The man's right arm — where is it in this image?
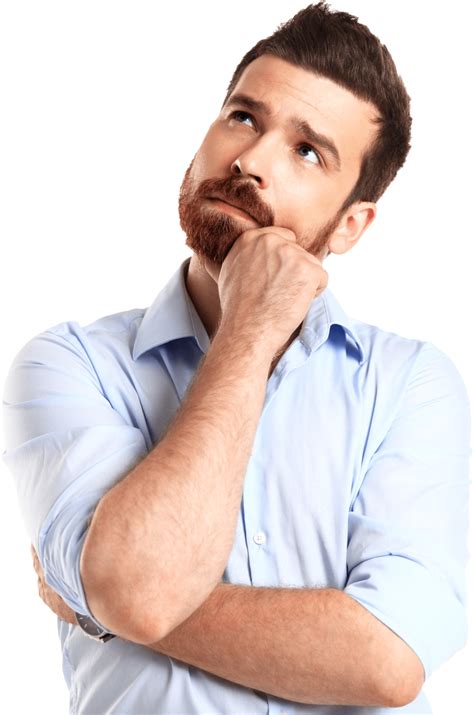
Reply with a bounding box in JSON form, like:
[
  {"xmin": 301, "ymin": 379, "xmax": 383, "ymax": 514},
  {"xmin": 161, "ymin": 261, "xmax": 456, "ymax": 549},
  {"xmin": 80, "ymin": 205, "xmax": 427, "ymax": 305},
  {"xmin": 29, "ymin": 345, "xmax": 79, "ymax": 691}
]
[
  {"xmin": 81, "ymin": 227, "xmax": 327, "ymax": 645},
  {"xmin": 80, "ymin": 324, "xmax": 273, "ymax": 644}
]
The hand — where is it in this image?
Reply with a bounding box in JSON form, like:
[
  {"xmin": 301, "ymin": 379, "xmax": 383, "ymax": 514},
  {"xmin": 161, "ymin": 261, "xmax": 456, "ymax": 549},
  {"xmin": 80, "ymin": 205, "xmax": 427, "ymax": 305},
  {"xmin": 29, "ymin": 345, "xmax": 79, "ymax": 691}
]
[
  {"xmin": 204, "ymin": 226, "xmax": 328, "ymax": 355},
  {"xmin": 31, "ymin": 545, "xmax": 77, "ymax": 625}
]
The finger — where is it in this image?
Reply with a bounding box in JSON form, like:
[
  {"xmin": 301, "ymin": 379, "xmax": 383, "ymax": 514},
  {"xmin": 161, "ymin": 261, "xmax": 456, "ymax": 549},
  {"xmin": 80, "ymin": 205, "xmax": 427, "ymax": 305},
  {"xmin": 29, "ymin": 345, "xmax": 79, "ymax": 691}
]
[
  {"xmin": 314, "ymin": 267, "xmax": 329, "ymax": 297},
  {"xmin": 251, "ymin": 225, "xmax": 297, "ymax": 242},
  {"xmin": 263, "ymin": 226, "xmax": 297, "ymax": 242},
  {"xmin": 232, "ymin": 225, "xmax": 297, "ymax": 245},
  {"xmin": 305, "ymin": 251, "xmax": 324, "ymax": 268},
  {"xmin": 32, "ymin": 551, "xmax": 43, "ymax": 579},
  {"xmin": 32, "ymin": 548, "xmax": 39, "ymax": 574}
]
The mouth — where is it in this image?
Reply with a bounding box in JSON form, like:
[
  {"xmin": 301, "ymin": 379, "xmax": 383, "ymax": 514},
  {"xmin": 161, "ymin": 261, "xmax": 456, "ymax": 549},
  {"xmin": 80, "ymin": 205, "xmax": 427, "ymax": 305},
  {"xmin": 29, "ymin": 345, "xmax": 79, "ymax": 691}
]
[{"xmin": 205, "ymin": 195, "xmax": 259, "ymax": 225}]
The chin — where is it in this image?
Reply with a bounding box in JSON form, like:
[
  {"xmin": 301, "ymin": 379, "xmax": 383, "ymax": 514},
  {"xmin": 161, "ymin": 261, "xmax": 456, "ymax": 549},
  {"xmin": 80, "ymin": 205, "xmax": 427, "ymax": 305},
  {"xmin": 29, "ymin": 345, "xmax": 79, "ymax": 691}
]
[{"xmin": 183, "ymin": 215, "xmax": 242, "ymax": 265}]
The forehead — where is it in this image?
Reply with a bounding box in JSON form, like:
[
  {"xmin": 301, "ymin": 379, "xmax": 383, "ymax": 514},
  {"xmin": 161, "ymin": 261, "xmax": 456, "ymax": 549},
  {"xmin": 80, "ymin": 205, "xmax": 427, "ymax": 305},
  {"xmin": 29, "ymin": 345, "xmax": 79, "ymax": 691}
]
[{"xmin": 227, "ymin": 55, "xmax": 380, "ymax": 171}]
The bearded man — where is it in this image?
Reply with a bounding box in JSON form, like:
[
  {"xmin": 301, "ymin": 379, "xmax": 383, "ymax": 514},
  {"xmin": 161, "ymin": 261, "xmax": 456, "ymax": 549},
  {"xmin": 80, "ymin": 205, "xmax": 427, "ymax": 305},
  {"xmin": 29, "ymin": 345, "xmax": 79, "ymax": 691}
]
[{"xmin": 3, "ymin": 3, "xmax": 470, "ymax": 714}]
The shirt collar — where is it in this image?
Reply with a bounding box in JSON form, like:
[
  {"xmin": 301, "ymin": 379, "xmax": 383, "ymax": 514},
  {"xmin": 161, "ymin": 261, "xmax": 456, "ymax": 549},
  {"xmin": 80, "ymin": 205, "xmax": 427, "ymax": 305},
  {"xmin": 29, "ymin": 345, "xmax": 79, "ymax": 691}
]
[
  {"xmin": 299, "ymin": 281, "xmax": 366, "ymax": 364},
  {"xmin": 132, "ymin": 257, "xmax": 210, "ymax": 360},
  {"xmin": 133, "ymin": 256, "xmax": 365, "ymax": 364}
]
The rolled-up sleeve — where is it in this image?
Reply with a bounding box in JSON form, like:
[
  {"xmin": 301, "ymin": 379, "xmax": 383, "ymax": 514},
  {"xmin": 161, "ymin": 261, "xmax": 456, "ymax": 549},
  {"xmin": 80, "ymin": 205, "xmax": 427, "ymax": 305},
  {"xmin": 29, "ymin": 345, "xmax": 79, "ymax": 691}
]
[
  {"xmin": 345, "ymin": 341, "xmax": 471, "ymax": 679},
  {"xmin": 2, "ymin": 327, "xmax": 148, "ymax": 625}
]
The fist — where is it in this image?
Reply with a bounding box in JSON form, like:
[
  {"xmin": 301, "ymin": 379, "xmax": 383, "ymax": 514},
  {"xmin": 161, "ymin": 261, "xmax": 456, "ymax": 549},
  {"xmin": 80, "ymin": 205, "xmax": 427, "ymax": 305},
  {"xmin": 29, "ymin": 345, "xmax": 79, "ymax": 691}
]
[{"xmin": 205, "ymin": 226, "xmax": 328, "ymax": 354}]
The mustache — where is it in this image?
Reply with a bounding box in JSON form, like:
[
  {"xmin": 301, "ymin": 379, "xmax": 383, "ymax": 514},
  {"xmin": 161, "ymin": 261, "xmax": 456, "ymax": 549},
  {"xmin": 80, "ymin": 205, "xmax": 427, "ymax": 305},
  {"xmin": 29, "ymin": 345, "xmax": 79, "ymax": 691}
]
[{"xmin": 196, "ymin": 176, "xmax": 274, "ymax": 227}]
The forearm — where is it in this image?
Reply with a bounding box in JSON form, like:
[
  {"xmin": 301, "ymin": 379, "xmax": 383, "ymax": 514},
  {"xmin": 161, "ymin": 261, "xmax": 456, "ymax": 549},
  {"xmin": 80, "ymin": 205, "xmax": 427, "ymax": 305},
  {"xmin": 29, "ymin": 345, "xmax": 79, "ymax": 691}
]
[
  {"xmin": 33, "ymin": 545, "xmax": 423, "ymax": 706},
  {"xmin": 81, "ymin": 326, "xmax": 273, "ymax": 643},
  {"xmin": 149, "ymin": 583, "xmax": 417, "ymax": 708}
]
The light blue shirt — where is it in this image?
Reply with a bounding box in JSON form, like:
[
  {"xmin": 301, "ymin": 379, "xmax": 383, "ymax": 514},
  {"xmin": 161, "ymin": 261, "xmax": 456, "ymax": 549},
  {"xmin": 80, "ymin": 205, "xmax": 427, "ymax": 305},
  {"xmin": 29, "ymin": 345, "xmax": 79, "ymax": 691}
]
[{"xmin": 2, "ymin": 256, "xmax": 471, "ymax": 714}]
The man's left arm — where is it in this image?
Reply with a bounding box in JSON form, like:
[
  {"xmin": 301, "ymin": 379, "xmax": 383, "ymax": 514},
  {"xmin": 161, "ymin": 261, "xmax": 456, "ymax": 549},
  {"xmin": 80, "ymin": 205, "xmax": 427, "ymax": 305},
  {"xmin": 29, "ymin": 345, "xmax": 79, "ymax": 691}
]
[
  {"xmin": 152, "ymin": 342, "xmax": 469, "ymax": 711},
  {"xmin": 33, "ymin": 549, "xmax": 422, "ymax": 708},
  {"xmin": 148, "ymin": 580, "xmax": 423, "ymax": 708}
]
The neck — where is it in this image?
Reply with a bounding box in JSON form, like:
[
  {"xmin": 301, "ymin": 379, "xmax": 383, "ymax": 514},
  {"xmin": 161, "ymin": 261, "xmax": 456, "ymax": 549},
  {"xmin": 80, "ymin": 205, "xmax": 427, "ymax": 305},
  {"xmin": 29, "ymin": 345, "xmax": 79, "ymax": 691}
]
[{"xmin": 185, "ymin": 254, "xmax": 222, "ymax": 341}]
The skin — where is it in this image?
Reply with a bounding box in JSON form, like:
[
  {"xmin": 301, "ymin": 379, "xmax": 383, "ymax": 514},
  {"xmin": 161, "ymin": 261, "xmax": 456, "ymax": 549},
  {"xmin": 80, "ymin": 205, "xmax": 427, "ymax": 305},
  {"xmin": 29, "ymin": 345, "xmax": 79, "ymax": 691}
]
[
  {"xmin": 180, "ymin": 54, "xmax": 378, "ymax": 341},
  {"xmin": 30, "ymin": 55, "xmax": 425, "ymax": 706}
]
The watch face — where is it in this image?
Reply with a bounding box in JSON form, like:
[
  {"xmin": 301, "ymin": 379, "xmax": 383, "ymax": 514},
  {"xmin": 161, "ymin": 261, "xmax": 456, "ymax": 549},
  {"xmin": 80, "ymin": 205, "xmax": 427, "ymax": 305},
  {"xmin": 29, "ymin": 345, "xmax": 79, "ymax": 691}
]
[{"xmin": 75, "ymin": 612, "xmax": 115, "ymax": 642}]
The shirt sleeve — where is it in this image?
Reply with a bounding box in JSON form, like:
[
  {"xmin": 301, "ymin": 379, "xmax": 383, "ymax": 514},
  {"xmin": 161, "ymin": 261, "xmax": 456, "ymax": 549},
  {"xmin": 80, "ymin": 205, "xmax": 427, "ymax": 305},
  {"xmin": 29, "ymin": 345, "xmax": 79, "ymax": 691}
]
[
  {"xmin": 344, "ymin": 341, "xmax": 471, "ymax": 680},
  {"xmin": 2, "ymin": 327, "xmax": 149, "ymax": 628}
]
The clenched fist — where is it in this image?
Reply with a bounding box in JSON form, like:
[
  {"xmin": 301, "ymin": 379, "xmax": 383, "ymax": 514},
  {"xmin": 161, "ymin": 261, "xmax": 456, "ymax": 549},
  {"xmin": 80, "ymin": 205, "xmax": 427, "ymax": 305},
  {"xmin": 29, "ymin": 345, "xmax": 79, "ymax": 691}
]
[{"xmin": 205, "ymin": 226, "xmax": 328, "ymax": 356}]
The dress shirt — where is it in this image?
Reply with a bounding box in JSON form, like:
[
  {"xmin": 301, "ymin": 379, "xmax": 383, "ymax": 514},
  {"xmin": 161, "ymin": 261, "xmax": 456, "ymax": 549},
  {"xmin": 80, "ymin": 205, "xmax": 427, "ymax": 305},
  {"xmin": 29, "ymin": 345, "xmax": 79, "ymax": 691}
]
[{"xmin": 2, "ymin": 255, "xmax": 471, "ymax": 715}]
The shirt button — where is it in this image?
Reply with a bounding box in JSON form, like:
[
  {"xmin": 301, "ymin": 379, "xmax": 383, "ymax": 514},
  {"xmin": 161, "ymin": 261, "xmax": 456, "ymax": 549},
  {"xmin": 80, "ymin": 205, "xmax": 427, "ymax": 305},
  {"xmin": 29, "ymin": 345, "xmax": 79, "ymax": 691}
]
[{"xmin": 253, "ymin": 531, "xmax": 266, "ymax": 545}]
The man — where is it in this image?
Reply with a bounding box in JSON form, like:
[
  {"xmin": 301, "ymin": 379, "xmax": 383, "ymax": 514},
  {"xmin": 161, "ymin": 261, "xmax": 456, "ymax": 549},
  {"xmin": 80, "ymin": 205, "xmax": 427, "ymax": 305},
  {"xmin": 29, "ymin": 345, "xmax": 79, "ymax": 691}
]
[{"xmin": 2, "ymin": 2, "xmax": 470, "ymax": 713}]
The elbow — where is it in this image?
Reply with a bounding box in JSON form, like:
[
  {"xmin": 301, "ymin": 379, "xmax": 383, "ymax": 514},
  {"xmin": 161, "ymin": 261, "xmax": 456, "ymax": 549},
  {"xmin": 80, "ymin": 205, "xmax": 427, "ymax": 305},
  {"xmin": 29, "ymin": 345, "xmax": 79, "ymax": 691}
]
[
  {"xmin": 81, "ymin": 568, "xmax": 171, "ymax": 645},
  {"xmin": 379, "ymin": 649, "xmax": 425, "ymax": 708},
  {"xmin": 80, "ymin": 536, "xmax": 171, "ymax": 645},
  {"xmin": 84, "ymin": 583, "xmax": 169, "ymax": 645},
  {"xmin": 383, "ymin": 680, "xmax": 423, "ymax": 709}
]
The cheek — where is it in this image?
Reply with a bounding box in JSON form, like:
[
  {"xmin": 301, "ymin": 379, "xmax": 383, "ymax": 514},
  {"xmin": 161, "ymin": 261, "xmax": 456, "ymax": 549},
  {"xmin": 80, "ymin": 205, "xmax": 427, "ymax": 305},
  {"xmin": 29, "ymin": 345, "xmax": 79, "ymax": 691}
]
[
  {"xmin": 190, "ymin": 146, "xmax": 211, "ymax": 182},
  {"xmin": 276, "ymin": 184, "xmax": 339, "ymax": 237},
  {"xmin": 276, "ymin": 187, "xmax": 315, "ymax": 229},
  {"xmin": 195, "ymin": 127, "xmax": 234, "ymax": 174},
  {"xmin": 286, "ymin": 179, "xmax": 342, "ymax": 218}
]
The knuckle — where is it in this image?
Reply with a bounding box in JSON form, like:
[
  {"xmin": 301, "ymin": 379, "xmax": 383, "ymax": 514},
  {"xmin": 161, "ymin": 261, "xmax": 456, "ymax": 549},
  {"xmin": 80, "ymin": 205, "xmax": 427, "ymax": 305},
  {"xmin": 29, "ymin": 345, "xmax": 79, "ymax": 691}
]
[
  {"xmin": 277, "ymin": 239, "xmax": 296, "ymax": 254},
  {"xmin": 258, "ymin": 230, "xmax": 276, "ymax": 243},
  {"xmin": 236, "ymin": 231, "xmax": 257, "ymax": 249}
]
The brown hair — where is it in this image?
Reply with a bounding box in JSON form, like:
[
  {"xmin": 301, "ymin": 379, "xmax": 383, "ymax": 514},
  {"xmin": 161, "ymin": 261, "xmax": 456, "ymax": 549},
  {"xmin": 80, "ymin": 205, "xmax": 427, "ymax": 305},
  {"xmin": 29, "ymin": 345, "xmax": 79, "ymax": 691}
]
[{"xmin": 222, "ymin": 1, "xmax": 412, "ymax": 213}]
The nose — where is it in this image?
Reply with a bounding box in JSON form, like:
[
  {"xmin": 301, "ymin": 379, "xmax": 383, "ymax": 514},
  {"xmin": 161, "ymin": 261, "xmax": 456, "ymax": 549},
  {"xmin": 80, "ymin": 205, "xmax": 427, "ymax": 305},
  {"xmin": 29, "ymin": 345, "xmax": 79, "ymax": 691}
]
[{"xmin": 230, "ymin": 141, "xmax": 271, "ymax": 189}]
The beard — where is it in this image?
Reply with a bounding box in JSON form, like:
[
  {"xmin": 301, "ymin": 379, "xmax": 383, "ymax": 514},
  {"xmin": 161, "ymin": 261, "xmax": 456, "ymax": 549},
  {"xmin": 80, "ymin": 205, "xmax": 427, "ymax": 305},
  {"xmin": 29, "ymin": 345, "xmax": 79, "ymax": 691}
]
[{"xmin": 178, "ymin": 157, "xmax": 343, "ymax": 267}]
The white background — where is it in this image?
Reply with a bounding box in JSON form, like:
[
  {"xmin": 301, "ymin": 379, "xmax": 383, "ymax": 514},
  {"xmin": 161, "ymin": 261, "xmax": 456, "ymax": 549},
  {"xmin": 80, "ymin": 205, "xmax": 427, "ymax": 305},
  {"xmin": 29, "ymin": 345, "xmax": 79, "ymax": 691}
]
[{"xmin": 0, "ymin": 1, "xmax": 473, "ymax": 713}]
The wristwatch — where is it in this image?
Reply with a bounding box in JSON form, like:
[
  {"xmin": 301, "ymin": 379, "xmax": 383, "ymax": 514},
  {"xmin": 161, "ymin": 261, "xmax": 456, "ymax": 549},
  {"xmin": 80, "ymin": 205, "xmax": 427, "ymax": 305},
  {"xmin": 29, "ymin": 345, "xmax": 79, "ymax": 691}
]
[{"xmin": 75, "ymin": 612, "xmax": 116, "ymax": 643}]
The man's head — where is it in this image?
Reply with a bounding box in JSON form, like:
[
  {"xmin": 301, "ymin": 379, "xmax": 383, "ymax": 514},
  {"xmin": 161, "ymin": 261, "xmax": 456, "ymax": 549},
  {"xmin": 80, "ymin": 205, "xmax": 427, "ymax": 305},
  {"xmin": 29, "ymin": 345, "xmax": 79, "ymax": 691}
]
[{"xmin": 179, "ymin": 1, "xmax": 411, "ymax": 267}]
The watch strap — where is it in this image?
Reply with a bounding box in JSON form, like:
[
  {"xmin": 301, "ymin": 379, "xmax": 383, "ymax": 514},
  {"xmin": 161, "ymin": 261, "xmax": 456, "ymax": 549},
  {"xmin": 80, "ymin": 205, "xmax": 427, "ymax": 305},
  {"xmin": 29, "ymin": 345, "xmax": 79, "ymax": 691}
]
[{"xmin": 75, "ymin": 611, "xmax": 116, "ymax": 643}]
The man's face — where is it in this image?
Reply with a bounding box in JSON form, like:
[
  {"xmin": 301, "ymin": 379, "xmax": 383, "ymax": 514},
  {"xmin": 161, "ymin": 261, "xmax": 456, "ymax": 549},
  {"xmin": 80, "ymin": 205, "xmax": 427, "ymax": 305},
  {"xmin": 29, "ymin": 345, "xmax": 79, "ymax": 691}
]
[{"xmin": 179, "ymin": 54, "xmax": 378, "ymax": 266}]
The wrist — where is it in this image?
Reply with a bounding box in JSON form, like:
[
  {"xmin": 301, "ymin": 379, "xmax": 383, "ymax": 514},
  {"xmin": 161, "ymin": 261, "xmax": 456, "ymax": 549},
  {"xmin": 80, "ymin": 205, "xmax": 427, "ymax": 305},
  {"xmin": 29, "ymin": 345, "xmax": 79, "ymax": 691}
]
[{"xmin": 213, "ymin": 320, "xmax": 276, "ymax": 366}]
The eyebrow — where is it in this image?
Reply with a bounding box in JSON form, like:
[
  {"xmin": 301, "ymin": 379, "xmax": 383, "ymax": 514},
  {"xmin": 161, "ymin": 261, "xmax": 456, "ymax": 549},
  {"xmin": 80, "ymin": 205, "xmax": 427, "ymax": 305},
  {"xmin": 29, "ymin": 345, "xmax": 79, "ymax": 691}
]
[{"xmin": 224, "ymin": 92, "xmax": 341, "ymax": 171}]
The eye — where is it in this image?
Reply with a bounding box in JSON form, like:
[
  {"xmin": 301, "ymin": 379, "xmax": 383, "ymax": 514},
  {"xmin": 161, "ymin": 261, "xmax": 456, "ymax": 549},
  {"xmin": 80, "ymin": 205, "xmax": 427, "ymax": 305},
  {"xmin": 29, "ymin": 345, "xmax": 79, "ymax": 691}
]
[
  {"xmin": 297, "ymin": 144, "xmax": 322, "ymax": 166},
  {"xmin": 229, "ymin": 110, "xmax": 255, "ymax": 127}
]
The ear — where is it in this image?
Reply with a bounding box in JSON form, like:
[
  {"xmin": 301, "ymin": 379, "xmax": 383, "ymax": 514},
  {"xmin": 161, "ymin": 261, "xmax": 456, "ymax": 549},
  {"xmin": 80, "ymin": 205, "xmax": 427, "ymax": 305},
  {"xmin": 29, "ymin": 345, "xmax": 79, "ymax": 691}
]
[{"xmin": 327, "ymin": 201, "xmax": 377, "ymax": 255}]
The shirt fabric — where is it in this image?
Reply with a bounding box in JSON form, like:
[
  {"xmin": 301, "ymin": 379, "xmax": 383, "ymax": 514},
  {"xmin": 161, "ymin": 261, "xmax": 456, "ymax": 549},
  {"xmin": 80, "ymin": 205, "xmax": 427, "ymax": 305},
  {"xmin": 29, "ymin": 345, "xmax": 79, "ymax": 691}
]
[{"xmin": 2, "ymin": 255, "xmax": 471, "ymax": 715}]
